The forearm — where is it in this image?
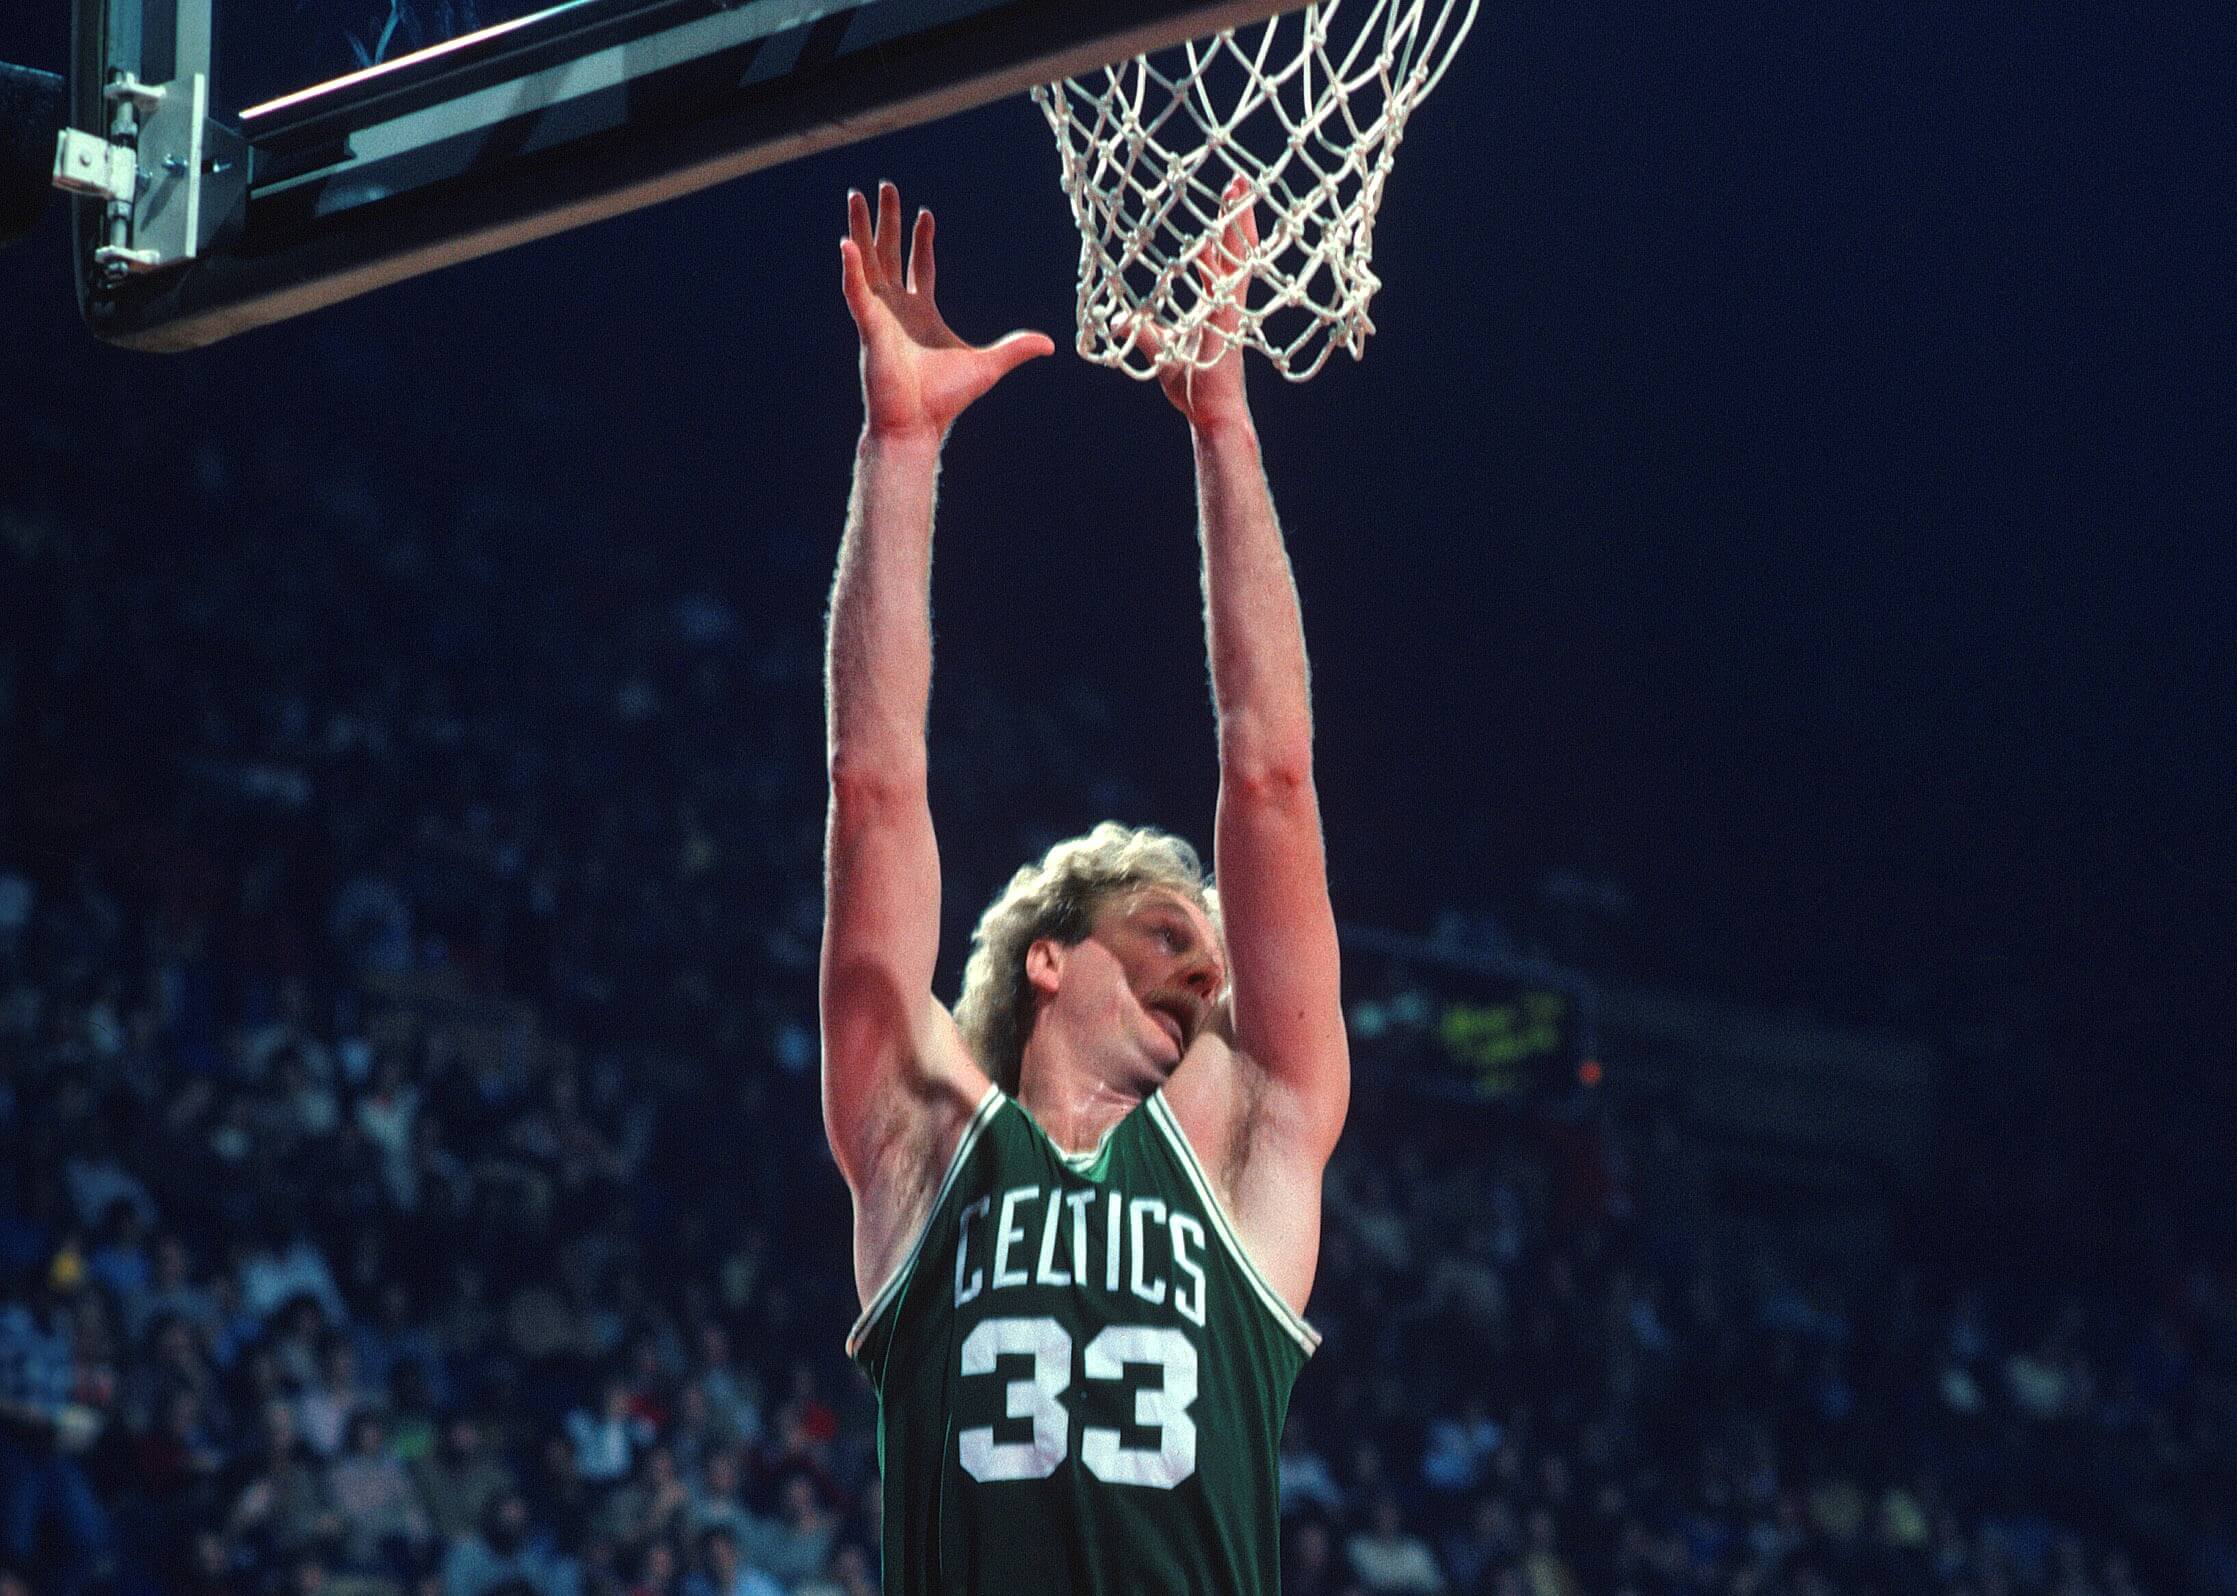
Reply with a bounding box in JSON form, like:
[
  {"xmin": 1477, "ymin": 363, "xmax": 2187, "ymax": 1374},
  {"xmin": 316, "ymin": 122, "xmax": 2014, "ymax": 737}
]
[
  {"xmin": 826, "ymin": 429, "xmax": 944, "ymax": 789},
  {"xmin": 1196, "ymin": 421, "xmax": 1313, "ymax": 784}
]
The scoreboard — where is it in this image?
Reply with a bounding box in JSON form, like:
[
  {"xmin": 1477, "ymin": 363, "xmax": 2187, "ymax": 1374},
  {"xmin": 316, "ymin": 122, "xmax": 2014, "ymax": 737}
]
[{"xmin": 1339, "ymin": 926, "xmax": 1593, "ymax": 1104}]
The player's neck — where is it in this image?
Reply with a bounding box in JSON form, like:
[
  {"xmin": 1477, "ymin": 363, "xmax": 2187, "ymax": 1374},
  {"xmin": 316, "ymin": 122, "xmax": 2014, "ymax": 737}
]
[{"xmin": 1015, "ymin": 1030, "xmax": 1152, "ymax": 1156}]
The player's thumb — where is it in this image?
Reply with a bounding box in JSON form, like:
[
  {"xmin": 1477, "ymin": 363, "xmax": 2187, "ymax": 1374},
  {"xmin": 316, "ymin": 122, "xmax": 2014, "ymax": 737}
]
[{"xmin": 984, "ymin": 330, "xmax": 1055, "ymax": 380}]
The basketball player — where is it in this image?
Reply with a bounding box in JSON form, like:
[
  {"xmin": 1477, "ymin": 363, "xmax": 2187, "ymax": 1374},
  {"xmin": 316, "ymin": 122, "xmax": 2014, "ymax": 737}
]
[{"xmin": 822, "ymin": 180, "xmax": 1347, "ymax": 1593}]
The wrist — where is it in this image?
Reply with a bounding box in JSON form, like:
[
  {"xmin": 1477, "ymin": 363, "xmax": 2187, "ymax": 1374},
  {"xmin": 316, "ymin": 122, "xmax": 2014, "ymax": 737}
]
[
  {"xmin": 860, "ymin": 422, "xmax": 945, "ymax": 459},
  {"xmin": 1190, "ymin": 412, "xmax": 1259, "ymax": 453}
]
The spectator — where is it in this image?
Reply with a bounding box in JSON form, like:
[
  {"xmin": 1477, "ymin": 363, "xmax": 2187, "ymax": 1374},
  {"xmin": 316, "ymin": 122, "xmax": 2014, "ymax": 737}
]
[
  {"xmin": 1280, "ymin": 1413, "xmax": 1347, "ymax": 1518},
  {"xmin": 0, "ymin": 436, "xmax": 2229, "ymax": 1596},
  {"xmin": 1285, "ymin": 1515, "xmax": 1346, "ymax": 1596},
  {"xmin": 626, "ymin": 1536, "xmax": 681, "ymax": 1596},
  {"xmin": 686, "ymin": 1446, "xmax": 753, "ymax": 1546},
  {"xmin": 61, "ymin": 1148, "xmax": 156, "ymax": 1235},
  {"xmin": 0, "ymin": 1174, "xmax": 65, "ymax": 1302},
  {"xmin": 442, "ymin": 1492, "xmax": 579, "ymax": 1596},
  {"xmin": 1421, "ymin": 1394, "xmax": 1503, "ymax": 1496},
  {"xmin": 627, "ymin": 1321, "xmax": 684, "ymax": 1388},
  {"xmin": 84, "ymin": 1198, "xmax": 154, "ymax": 1326},
  {"xmin": 430, "ymin": 1261, "xmax": 497, "ymax": 1375},
  {"xmin": 564, "ymin": 1377, "xmax": 642, "ymax": 1487},
  {"xmin": 327, "ymin": 1409, "xmax": 434, "ymax": 1572},
  {"xmin": 680, "ymin": 1525, "xmax": 781, "ymax": 1596},
  {"xmin": 691, "ymin": 1325, "xmax": 762, "ymax": 1452},
  {"xmin": 300, "ymin": 1335, "xmax": 378, "ymax": 1461},
  {"xmin": 357, "ymin": 1054, "xmax": 423, "ymax": 1210},
  {"xmin": 131, "ymin": 1385, "xmax": 227, "ymax": 1519},
  {"xmin": 1441, "ymin": 1496, "xmax": 1520, "ymax": 1596},
  {"xmin": 125, "ymin": 1310, "xmax": 224, "ymax": 1447},
  {"xmin": 0, "ymin": 868, "xmax": 31, "ymax": 971},
  {"xmin": 523, "ymin": 1433, "xmax": 595, "ymax": 1554},
  {"xmin": 1517, "ymin": 1507, "xmax": 1578, "ymax": 1596},
  {"xmin": 240, "ymin": 1223, "xmax": 348, "ymax": 1326},
  {"xmin": 1348, "ymin": 1493, "xmax": 1446, "ymax": 1594},
  {"xmin": 206, "ymin": 1268, "xmax": 266, "ymax": 1372},
  {"xmin": 268, "ymin": 1296, "xmax": 331, "ymax": 1392},
  {"xmin": 593, "ymin": 1441, "xmax": 691, "ymax": 1551},
  {"xmin": 417, "ymin": 1414, "xmax": 517, "ymax": 1543},
  {"xmin": 225, "ymin": 1399, "xmax": 339, "ymax": 1569},
  {"xmin": 353, "ymin": 1281, "xmax": 447, "ymax": 1424},
  {"xmin": 173, "ymin": 1526, "xmax": 243, "ymax": 1596},
  {"xmin": 331, "ymin": 853, "xmax": 415, "ymax": 978},
  {"xmin": 738, "ymin": 1468, "xmax": 838, "ymax": 1590},
  {"xmin": 795, "ymin": 1541, "xmax": 879, "ymax": 1596},
  {"xmin": 132, "ymin": 1233, "xmax": 221, "ymax": 1345},
  {"xmin": 240, "ymin": 978, "xmax": 337, "ymax": 1086},
  {"xmin": 665, "ymin": 1379, "xmax": 722, "ymax": 1479},
  {"xmin": 0, "ymin": 1270, "xmax": 111, "ymax": 1595}
]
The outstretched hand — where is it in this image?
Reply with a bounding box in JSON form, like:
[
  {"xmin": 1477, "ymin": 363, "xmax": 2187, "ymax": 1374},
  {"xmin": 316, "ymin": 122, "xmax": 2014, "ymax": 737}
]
[
  {"xmin": 1125, "ymin": 176, "xmax": 1259, "ymax": 436},
  {"xmin": 840, "ymin": 182, "xmax": 1053, "ymax": 444}
]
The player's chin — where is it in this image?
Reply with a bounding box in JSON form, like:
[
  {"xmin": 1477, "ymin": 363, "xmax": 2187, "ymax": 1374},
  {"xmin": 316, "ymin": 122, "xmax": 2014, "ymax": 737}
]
[{"xmin": 1131, "ymin": 1038, "xmax": 1183, "ymax": 1090}]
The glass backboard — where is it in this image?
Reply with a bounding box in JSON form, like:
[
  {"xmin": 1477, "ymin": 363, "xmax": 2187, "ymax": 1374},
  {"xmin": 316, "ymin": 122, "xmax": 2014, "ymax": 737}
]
[
  {"xmin": 217, "ymin": 0, "xmax": 566, "ymax": 120},
  {"xmin": 66, "ymin": 0, "xmax": 1303, "ymax": 350}
]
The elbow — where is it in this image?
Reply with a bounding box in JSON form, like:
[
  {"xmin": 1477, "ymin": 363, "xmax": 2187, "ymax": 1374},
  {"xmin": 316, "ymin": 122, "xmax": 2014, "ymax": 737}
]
[
  {"xmin": 825, "ymin": 746, "xmax": 927, "ymax": 812},
  {"xmin": 1218, "ymin": 745, "xmax": 1315, "ymax": 811},
  {"xmin": 1217, "ymin": 708, "xmax": 1313, "ymax": 799}
]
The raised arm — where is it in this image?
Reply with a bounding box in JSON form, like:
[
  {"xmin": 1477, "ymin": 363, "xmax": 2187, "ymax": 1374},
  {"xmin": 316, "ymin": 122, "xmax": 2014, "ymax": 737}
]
[
  {"xmin": 821, "ymin": 184, "xmax": 1048, "ymax": 1299},
  {"xmin": 1137, "ymin": 183, "xmax": 1350, "ymax": 1306}
]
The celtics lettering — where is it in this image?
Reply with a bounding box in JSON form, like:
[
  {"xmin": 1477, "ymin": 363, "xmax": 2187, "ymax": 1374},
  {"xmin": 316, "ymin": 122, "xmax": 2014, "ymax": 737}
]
[{"xmin": 953, "ymin": 1185, "xmax": 1208, "ymax": 1327}]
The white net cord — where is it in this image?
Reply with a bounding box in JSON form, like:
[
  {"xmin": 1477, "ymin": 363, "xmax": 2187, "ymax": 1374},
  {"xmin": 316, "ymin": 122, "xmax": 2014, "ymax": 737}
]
[{"xmin": 1034, "ymin": 0, "xmax": 1479, "ymax": 382}]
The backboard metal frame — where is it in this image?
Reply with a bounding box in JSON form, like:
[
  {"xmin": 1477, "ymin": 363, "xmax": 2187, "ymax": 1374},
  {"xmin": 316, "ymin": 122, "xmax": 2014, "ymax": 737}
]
[{"xmin": 69, "ymin": 0, "xmax": 1303, "ymax": 350}]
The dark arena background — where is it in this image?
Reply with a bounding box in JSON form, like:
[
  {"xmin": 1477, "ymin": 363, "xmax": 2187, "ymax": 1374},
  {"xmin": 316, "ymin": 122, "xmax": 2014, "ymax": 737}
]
[{"xmin": 2, "ymin": 3, "xmax": 2234, "ymax": 1594}]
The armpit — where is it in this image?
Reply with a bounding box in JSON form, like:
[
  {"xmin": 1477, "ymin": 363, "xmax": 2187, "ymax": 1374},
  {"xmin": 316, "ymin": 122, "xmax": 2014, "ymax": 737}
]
[{"xmin": 1219, "ymin": 1041, "xmax": 1273, "ymax": 1198}]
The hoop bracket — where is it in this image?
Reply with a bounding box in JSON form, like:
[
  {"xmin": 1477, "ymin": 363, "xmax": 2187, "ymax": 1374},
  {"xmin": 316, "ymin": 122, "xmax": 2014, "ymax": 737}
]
[{"xmin": 54, "ymin": 69, "xmax": 245, "ymax": 281}]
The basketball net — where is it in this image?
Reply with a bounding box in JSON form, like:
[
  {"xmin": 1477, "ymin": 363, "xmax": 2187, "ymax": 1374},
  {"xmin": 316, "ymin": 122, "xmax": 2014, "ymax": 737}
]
[{"xmin": 1034, "ymin": 0, "xmax": 1479, "ymax": 382}]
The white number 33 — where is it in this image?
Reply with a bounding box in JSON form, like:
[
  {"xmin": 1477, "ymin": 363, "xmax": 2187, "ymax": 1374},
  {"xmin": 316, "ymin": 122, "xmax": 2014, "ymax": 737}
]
[{"xmin": 957, "ymin": 1317, "xmax": 1199, "ymax": 1489}]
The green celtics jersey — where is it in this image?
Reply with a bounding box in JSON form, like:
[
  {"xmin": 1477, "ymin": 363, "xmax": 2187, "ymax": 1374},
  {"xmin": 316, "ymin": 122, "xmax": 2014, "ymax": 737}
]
[{"xmin": 848, "ymin": 1084, "xmax": 1318, "ymax": 1595}]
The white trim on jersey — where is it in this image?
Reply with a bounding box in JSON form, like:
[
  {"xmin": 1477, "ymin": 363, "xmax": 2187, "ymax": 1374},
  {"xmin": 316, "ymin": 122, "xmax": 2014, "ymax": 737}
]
[
  {"xmin": 1010, "ymin": 1099, "xmax": 1119, "ymax": 1175},
  {"xmin": 846, "ymin": 1082, "xmax": 1006, "ymax": 1361},
  {"xmin": 1144, "ymin": 1092, "xmax": 1321, "ymax": 1356}
]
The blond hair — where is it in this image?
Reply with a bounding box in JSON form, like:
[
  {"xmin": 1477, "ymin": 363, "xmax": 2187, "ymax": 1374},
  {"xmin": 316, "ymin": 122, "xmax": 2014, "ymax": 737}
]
[{"xmin": 954, "ymin": 822, "xmax": 1219, "ymax": 1095}]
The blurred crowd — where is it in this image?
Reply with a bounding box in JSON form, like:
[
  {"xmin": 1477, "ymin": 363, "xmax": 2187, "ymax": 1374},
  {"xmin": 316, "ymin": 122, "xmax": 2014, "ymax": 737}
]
[{"xmin": 4, "ymin": 427, "xmax": 2234, "ymax": 1596}]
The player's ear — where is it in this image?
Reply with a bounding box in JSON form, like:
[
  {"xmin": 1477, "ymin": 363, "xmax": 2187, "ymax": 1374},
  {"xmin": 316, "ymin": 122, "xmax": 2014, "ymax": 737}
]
[{"xmin": 1024, "ymin": 938, "xmax": 1066, "ymax": 998}]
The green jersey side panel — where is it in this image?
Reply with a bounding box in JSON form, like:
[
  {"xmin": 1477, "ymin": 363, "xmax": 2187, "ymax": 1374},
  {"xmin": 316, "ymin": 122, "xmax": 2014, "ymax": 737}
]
[{"xmin": 849, "ymin": 1086, "xmax": 1316, "ymax": 1596}]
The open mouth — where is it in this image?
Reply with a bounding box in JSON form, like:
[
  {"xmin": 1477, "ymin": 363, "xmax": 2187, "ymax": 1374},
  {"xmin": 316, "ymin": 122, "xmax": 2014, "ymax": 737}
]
[{"xmin": 1151, "ymin": 1001, "xmax": 1192, "ymax": 1050}]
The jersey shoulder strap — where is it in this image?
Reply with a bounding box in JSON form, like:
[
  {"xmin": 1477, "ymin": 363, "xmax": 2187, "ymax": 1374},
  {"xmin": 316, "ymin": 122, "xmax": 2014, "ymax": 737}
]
[{"xmin": 1141, "ymin": 1091, "xmax": 1320, "ymax": 1355}]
